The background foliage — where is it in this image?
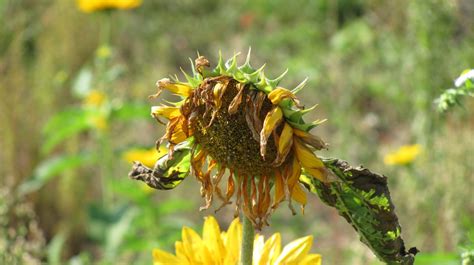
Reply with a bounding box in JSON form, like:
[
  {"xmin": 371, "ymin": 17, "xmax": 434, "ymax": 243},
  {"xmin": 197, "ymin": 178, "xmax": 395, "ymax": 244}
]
[{"xmin": 1, "ymin": 0, "xmax": 473, "ymax": 264}]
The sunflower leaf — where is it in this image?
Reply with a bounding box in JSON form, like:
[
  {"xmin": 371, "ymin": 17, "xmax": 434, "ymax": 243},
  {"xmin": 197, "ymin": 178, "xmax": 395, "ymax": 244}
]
[
  {"xmin": 128, "ymin": 143, "xmax": 191, "ymax": 190},
  {"xmin": 300, "ymin": 158, "xmax": 418, "ymax": 265}
]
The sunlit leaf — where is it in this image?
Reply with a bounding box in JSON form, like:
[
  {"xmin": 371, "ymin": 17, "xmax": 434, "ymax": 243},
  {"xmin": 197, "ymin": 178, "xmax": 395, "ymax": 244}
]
[
  {"xmin": 18, "ymin": 152, "xmax": 94, "ymax": 195},
  {"xmin": 42, "ymin": 108, "xmax": 93, "ymax": 154},
  {"xmin": 110, "ymin": 103, "xmax": 150, "ymax": 121},
  {"xmin": 47, "ymin": 232, "xmax": 67, "ymax": 265}
]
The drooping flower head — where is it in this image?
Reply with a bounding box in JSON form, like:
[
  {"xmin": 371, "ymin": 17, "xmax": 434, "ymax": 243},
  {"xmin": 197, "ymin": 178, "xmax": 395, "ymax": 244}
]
[
  {"xmin": 142, "ymin": 51, "xmax": 328, "ymax": 228},
  {"xmin": 152, "ymin": 216, "xmax": 322, "ymax": 265}
]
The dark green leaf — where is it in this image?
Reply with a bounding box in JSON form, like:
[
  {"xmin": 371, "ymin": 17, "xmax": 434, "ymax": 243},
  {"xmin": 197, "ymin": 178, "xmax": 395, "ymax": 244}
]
[
  {"xmin": 300, "ymin": 158, "xmax": 418, "ymax": 265},
  {"xmin": 129, "ymin": 143, "xmax": 192, "ymax": 190}
]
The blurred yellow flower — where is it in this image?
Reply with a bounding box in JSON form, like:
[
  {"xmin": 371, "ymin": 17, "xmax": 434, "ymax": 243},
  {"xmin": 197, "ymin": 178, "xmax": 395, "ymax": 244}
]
[
  {"xmin": 152, "ymin": 216, "xmax": 321, "ymax": 265},
  {"xmin": 384, "ymin": 144, "xmax": 422, "ymax": 166},
  {"xmin": 77, "ymin": 0, "xmax": 142, "ymax": 13},
  {"xmin": 84, "ymin": 90, "xmax": 107, "ymax": 107},
  {"xmin": 96, "ymin": 45, "xmax": 112, "ymax": 59},
  {"xmin": 89, "ymin": 115, "xmax": 108, "ymax": 131},
  {"xmin": 123, "ymin": 146, "xmax": 167, "ymax": 168}
]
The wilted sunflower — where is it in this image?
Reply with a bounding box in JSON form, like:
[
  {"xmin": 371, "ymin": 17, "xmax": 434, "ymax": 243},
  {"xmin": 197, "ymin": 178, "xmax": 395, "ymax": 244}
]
[
  {"xmin": 152, "ymin": 216, "xmax": 322, "ymax": 265},
  {"xmin": 132, "ymin": 51, "xmax": 329, "ymax": 228}
]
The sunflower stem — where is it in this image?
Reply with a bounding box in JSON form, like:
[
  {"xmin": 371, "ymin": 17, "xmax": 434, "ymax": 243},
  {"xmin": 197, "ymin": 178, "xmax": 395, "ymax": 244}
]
[{"xmin": 241, "ymin": 215, "xmax": 254, "ymax": 265}]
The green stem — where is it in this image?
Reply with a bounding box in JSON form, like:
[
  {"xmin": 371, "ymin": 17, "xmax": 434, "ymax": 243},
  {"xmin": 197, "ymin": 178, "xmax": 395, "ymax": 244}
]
[{"xmin": 240, "ymin": 215, "xmax": 254, "ymax": 265}]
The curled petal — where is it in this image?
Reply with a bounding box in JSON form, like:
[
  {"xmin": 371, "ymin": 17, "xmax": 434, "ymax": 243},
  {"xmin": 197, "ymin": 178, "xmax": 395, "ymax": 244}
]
[
  {"xmin": 268, "ymin": 87, "xmax": 301, "ymax": 106},
  {"xmin": 272, "ymin": 170, "xmax": 285, "ymax": 210},
  {"xmin": 293, "ymin": 138, "xmax": 327, "ymax": 182},
  {"xmin": 291, "ymin": 184, "xmax": 307, "ymax": 207},
  {"xmin": 228, "ymin": 83, "xmax": 246, "ymax": 114},
  {"xmin": 293, "ymin": 128, "xmax": 327, "ymax": 150},
  {"xmin": 260, "ymin": 107, "xmax": 283, "ymax": 159},
  {"xmin": 152, "ymin": 78, "xmax": 193, "ymax": 98},
  {"xmin": 151, "ymin": 105, "xmax": 181, "ymax": 120},
  {"xmin": 274, "ymin": 122, "xmax": 293, "ymax": 165}
]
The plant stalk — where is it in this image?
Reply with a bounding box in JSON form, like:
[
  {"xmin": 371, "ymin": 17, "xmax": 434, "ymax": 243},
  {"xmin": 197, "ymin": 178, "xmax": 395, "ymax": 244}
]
[{"xmin": 240, "ymin": 215, "xmax": 254, "ymax": 265}]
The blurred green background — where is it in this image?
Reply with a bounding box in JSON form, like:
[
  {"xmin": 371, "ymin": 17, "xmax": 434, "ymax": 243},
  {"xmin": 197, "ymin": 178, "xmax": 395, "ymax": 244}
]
[{"xmin": 1, "ymin": 0, "xmax": 473, "ymax": 264}]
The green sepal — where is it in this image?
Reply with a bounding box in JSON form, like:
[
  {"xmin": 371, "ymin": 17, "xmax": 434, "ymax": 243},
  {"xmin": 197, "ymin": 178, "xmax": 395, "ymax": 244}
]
[
  {"xmin": 180, "ymin": 67, "xmax": 201, "ymax": 88},
  {"xmin": 287, "ymin": 119, "xmax": 319, "ymax": 132},
  {"xmin": 216, "ymin": 51, "xmax": 227, "ymax": 76},
  {"xmin": 224, "ymin": 53, "xmax": 240, "ymax": 76},
  {"xmin": 188, "ymin": 58, "xmax": 200, "ymax": 80},
  {"xmin": 244, "ymin": 64, "xmax": 265, "ymax": 84},
  {"xmin": 291, "ymin": 78, "xmax": 308, "ymax": 94},
  {"xmin": 266, "ymin": 69, "xmax": 288, "ymax": 88},
  {"xmin": 299, "ymin": 158, "xmax": 417, "ymax": 265},
  {"xmin": 239, "ymin": 48, "xmax": 255, "ymax": 74}
]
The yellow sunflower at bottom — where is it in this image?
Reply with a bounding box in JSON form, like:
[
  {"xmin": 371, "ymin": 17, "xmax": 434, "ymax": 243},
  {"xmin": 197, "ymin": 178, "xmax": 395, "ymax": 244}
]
[
  {"xmin": 139, "ymin": 52, "xmax": 329, "ymax": 228},
  {"xmin": 77, "ymin": 0, "xmax": 142, "ymax": 13},
  {"xmin": 152, "ymin": 216, "xmax": 321, "ymax": 265}
]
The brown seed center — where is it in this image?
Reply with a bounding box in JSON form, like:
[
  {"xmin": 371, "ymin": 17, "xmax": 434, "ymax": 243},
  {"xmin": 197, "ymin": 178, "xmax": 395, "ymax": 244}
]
[{"xmin": 191, "ymin": 79, "xmax": 278, "ymax": 177}]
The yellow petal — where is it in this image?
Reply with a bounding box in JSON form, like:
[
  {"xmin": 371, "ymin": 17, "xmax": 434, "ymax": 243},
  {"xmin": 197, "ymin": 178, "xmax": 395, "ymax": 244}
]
[
  {"xmin": 268, "ymin": 87, "xmax": 300, "ymax": 105},
  {"xmin": 287, "ymin": 157, "xmax": 302, "ymax": 189},
  {"xmin": 152, "ymin": 249, "xmax": 181, "ymax": 265},
  {"xmin": 258, "ymin": 233, "xmax": 282, "ymax": 265},
  {"xmin": 260, "ymin": 107, "xmax": 283, "ymax": 158},
  {"xmin": 170, "ymin": 128, "xmax": 188, "ymax": 144},
  {"xmin": 202, "ymin": 216, "xmax": 225, "ymax": 263},
  {"xmin": 293, "ymin": 138, "xmax": 327, "ymax": 182},
  {"xmin": 224, "ymin": 218, "xmax": 242, "ymax": 263},
  {"xmin": 151, "ymin": 105, "xmax": 181, "ymax": 120},
  {"xmin": 273, "ymin": 171, "xmax": 285, "ymax": 206},
  {"xmin": 156, "ymin": 78, "xmax": 193, "ymax": 97},
  {"xmin": 253, "ymin": 234, "xmax": 265, "ymax": 265},
  {"xmin": 291, "ymin": 184, "xmax": 307, "ymax": 207},
  {"xmin": 275, "ymin": 122, "xmax": 293, "ymax": 164},
  {"xmin": 175, "ymin": 241, "xmax": 187, "ymax": 261},
  {"xmin": 274, "ymin": 235, "xmax": 313, "ymax": 265},
  {"xmin": 181, "ymin": 226, "xmax": 203, "ymax": 264},
  {"xmin": 300, "ymin": 254, "xmax": 322, "ymax": 265}
]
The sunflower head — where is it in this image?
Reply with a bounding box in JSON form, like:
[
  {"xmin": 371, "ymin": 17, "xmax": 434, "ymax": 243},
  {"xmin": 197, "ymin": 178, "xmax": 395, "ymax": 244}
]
[
  {"xmin": 148, "ymin": 51, "xmax": 328, "ymax": 228},
  {"xmin": 152, "ymin": 216, "xmax": 322, "ymax": 265}
]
